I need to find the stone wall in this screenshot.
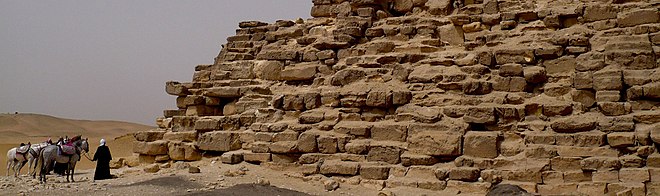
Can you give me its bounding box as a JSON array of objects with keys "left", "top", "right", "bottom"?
[{"left": 135, "top": 0, "right": 660, "bottom": 194}]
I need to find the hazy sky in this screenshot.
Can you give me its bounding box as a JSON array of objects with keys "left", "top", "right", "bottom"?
[{"left": 0, "top": 0, "right": 312, "bottom": 125}]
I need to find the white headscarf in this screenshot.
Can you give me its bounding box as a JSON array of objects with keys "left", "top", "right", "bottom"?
[{"left": 100, "top": 139, "right": 106, "bottom": 146}]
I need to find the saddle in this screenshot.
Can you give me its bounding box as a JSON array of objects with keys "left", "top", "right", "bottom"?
[
  {"left": 58, "top": 144, "right": 76, "bottom": 155},
  {"left": 16, "top": 145, "right": 29, "bottom": 154}
]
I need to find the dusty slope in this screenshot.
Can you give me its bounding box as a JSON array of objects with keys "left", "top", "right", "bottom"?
[{"left": 0, "top": 113, "right": 153, "bottom": 143}]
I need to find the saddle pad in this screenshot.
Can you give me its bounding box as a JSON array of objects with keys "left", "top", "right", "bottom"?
[
  {"left": 61, "top": 145, "right": 76, "bottom": 155},
  {"left": 16, "top": 146, "right": 29, "bottom": 154}
]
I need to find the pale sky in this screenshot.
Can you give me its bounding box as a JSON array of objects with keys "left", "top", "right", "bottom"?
[{"left": 0, "top": 0, "right": 312, "bottom": 125}]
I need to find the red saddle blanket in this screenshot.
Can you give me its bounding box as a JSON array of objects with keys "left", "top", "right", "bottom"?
[{"left": 60, "top": 145, "right": 75, "bottom": 155}]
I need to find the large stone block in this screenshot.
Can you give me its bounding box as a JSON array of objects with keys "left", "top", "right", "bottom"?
[
  {"left": 463, "top": 131, "right": 499, "bottom": 158},
  {"left": 135, "top": 130, "right": 166, "bottom": 142},
  {"left": 133, "top": 140, "right": 169, "bottom": 155},
  {"left": 408, "top": 132, "right": 462, "bottom": 156},
  {"left": 464, "top": 106, "right": 496, "bottom": 125},
  {"left": 360, "top": 165, "right": 390, "bottom": 180},
  {"left": 163, "top": 131, "right": 198, "bottom": 142},
  {"left": 438, "top": 24, "right": 464, "bottom": 45},
  {"left": 426, "top": 0, "right": 452, "bottom": 16},
  {"left": 371, "top": 122, "right": 407, "bottom": 142},
  {"left": 196, "top": 131, "right": 242, "bottom": 152},
  {"left": 551, "top": 115, "right": 597, "bottom": 133},
  {"left": 167, "top": 142, "right": 201, "bottom": 161},
  {"left": 495, "top": 48, "right": 535, "bottom": 65},
  {"left": 367, "top": 146, "right": 402, "bottom": 164},
  {"left": 280, "top": 63, "right": 317, "bottom": 81},
  {"left": 618, "top": 9, "right": 660, "bottom": 27},
  {"left": 320, "top": 160, "right": 359, "bottom": 175}
]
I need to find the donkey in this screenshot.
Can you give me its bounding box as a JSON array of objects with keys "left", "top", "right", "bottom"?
[{"left": 37, "top": 137, "right": 89, "bottom": 183}]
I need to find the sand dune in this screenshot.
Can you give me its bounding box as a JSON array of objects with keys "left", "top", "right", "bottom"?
[{"left": 0, "top": 113, "right": 153, "bottom": 143}]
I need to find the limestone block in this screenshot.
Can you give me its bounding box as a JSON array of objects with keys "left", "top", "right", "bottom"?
[
  {"left": 297, "top": 132, "right": 318, "bottom": 153},
  {"left": 568, "top": 132, "right": 603, "bottom": 148},
  {"left": 445, "top": 181, "right": 491, "bottom": 195},
  {"left": 133, "top": 140, "right": 169, "bottom": 155},
  {"left": 558, "top": 146, "right": 618, "bottom": 158},
  {"left": 408, "top": 132, "right": 461, "bottom": 156},
  {"left": 366, "top": 91, "right": 392, "bottom": 108},
  {"left": 438, "top": 24, "right": 464, "bottom": 45},
  {"left": 279, "top": 63, "right": 317, "bottom": 81},
  {"left": 204, "top": 87, "right": 241, "bottom": 98},
  {"left": 551, "top": 157, "right": 582, "bottom": 171},
  {"left": 598, "top": 102, "right": 631, "bottom": 116},
  {"left": 583, "top": 5, "right": 618, "bottom": 22},
  {"left": 221, "top": 151, "right": 243, "bottom": 164},
  {"left": 573, "top": 71, "right": 593, "bottom": 90},
  {"left": 396, "top": 104, "right": 443, "bottom": 123},
  {"left": 345, "top": 140, "right": 370, "bottom": 154},
  {"left": 551, "top": 115, "right": 597, "bottom": 133},
  {"left": 367, "top": 146, "right": 402, "bottom": 164},
  {"left": 360, "top": 165, "right": 390, "bottom": 180},
  {"left": 499, "top": 64, "right": 523, "bottom": 77},
  {"left": 269, "top": 141, "right": 298, "bottom": 154},
  {"left": 593, "top": 69, "right": 622, "bottom": 91},
  {"left": 463, "top": 106, "right": 495, "bottom": 124},
  {"left": 618, "top": 9, "right": 660, "bottom": 27},
  {"left": 644, "top": 82, "right": 660, "bottom": 99},
  {"left": 165, "top": 81, "right": 189, "bottom": 96},
  {"left": 371, "top": 122, "right": 407, "bottom": 142},
  {"left": 254, "top": 61, "right": 283, "bottom": 81},
  {"left": 143, "top": 164, "right": 160, "bottom": 173},
  {"left": 163, "top": 131, "right": 197, "bottom": 142},
  {"left": 196, "top": 131, "right": 242, "bottom": 152},
  {"left": 449, "top": 167, "right": 480, "bottom": 182},
  {"left": 426, "top": 0, "right": 452, "bottom": 16},
  {"left": 580, "top": 157, "right": 621, "bottom": 171},
  {"left": 400, "top": 152, "right": 439, "bottom": 166},
  {"left": 334, "top": 121, "right": 372, "bottom": 136},
  {"left": 576, "top": 182, "right": 607, "bottom": 196},
  {"left": 592, "top": 170, "right": 618, "bottom": 183},
  {"left": 595, "top": 91, "right": 620, "bottom": 102},
  {"left": 462, "top": 80, "right": 492, "bottom": 95},
  {"left": 524, "top": 144, "right": 558, "bottom": 158},
  {"left": 320, "top": 160, "right": 359, "bottom": 175},
  {"left": 299, "top": 110, "right": 325, "bottom": 124},
  {"left": 619, "top": 168, "right": 649, "bottom": 183},
  {"left": 167, "top": 142, "right": 201, "bottom": 161},
  {"left": 243, "top": 152, "right": 271, "bottom": 163},
  {"left": 408, "top": 65, "right": 444, "bottom": 83},
  {"left": 607, "top": 183, "right": 646, "bottom": 196},
  {"left": 256, "top": 50, "right": 298, "bottom": 61},
  {"left": 317, "top": 135, "right": 338, "bottom": 154},
  {"left": 135, "top": 130, "right": 166, "bottom": 142},
  {"left": 463, "top": 131, "right": 499, "bottom": 158},
  {"left": 495, "top": 48, "right": 535, "bottom": 65},
  {"left": 563, "top": 170, "right": 592, "bottom": 183},
  {"left": 331, "top": 69, "right": 365, "bottom": 86},
  {"left": 607, "top": 132, "right": 635, "bottom": 148}
]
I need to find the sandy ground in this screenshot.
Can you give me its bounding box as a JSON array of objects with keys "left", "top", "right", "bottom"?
[{"left": 0, "top": 157, "right": 454, "bottom": 196}]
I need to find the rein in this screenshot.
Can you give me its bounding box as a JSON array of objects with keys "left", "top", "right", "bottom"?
[{"left": 82, "top": 151, "right": 93, "bottom": 161}]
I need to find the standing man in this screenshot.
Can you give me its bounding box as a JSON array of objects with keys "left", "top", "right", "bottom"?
[{"left": 92, "top": 139, "right": 112, "bottom": 180}]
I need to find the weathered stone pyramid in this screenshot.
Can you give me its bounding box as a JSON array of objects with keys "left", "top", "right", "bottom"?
[{"left": 134, "top": 0, "right": 660, "bottom": 194}]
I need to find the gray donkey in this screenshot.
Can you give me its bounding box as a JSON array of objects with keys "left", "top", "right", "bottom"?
[{"left": 37, "top": 136, "right": 89, "bottom": 183}]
